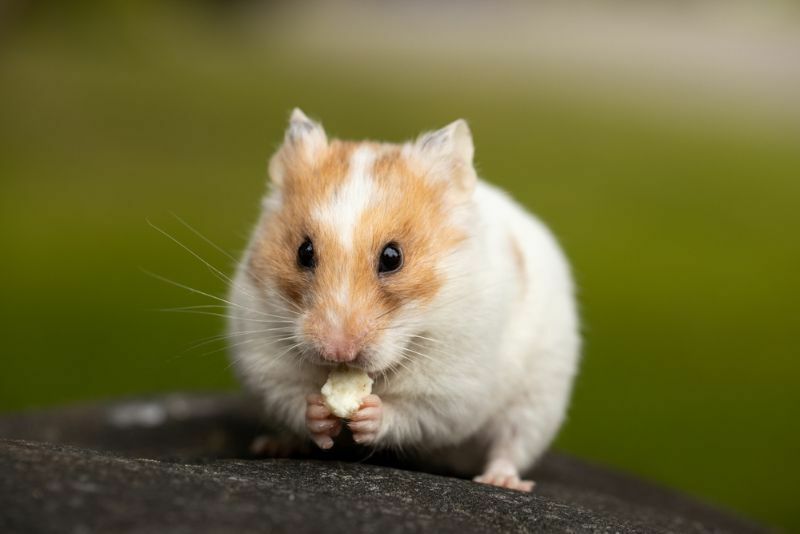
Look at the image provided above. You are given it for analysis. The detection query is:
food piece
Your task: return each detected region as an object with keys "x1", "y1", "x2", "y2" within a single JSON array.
[{"x1": 321, "y1": 365, "x2": 373, "y2": 419}]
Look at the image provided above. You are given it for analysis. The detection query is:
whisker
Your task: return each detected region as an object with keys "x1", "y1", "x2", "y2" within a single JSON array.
[
  {"x1": 267, "y1": 289, "x2": 304, "y2": 315},
  {"x1": 407, "y1": 333, "x2": 445, "y2": 346},
  {"x1": 393, "y1": 352, "x2": 415, "y2": 374},
  {"x1": 161, "y1": 304, "x2": 227, "y2": 310},
  {"x1": 229, "y1": 340, "x2": 305, "y2": 372},
  {"x1": 185, "y1": 326, "x2": 297, "y2": 351},
  {"x1": 167, "y1": 214, "x2": 306, "y2": 316},
  {"x1": 200, "y1": 336, "x2": 264, "y2": 357},
  {"x1": 375, "y1": 303, "x2": 404, "y2": 321},
  {"x1": 161, "y1": 308, "x2": 297, "y2": 324},
  {"x1": 389, "y1": 332, "x2": 448, "y2": 348},
  {"x1": 148, "y1": 220, "x2": 279, "y2": 313},
  {"x1": 169, "y1": 212, "x2": 238, "y2": 263},
  {"x1": 406, "y1": 339, "x2": 457, "y2": 361},
  {"x1": 400, "y1": 345, "x2": 436, "y2": 363},
  {"x1": 160, "y1": 304, "x2": 298, "y2": 323},
  {"x1": 142, "y1": 269, "x2": 293, "y2": 321}
]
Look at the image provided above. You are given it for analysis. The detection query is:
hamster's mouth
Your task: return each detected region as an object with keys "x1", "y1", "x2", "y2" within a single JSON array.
[{"x1": 306, "y1": 349, "x2": 377, "y2": 379}]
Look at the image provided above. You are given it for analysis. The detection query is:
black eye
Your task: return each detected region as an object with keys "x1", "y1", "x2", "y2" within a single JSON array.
[
  {"x1": 378, "y1": 243, "x2": 402, "y2": 274},
  {"x1": 298, "y1": 239, "x2": 315, "y2": 269}
]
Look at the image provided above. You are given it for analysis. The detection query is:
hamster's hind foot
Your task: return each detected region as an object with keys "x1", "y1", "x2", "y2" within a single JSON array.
[{"x1": 473, "y1": 458, "x2": 536, "y2": 492}]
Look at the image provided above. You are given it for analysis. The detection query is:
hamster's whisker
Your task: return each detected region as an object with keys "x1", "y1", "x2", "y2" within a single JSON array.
[
  {"x1": 185, "y1": 326, "x2": 296, "y2": 351},
  {"x1": 399, "y1": 345, "x2": 435, "y2": 363},
  {"x1": 161, "y1": 304, "x2": 227, "y2": 310},
  {"x1": 422, "y1": 282, "x2": 504, "y2": 312},
  {"x1": 201, "y1": 336, "x2": 263, "y2": 358},
  {"x1": 173, "y1": 337, "x2": 253, "y2": 363},
  {"x1": 182, "y1": 335, "x2": 239, "y2": 354},
  {"x1": 211, "y1": 333, "x2": 295, "y2": 361},
  {"x1": 161, "y1": 308, "x2": 297, "y2": 324},
  {"x1": 173, "y1": 212, "x2": 303, "y2": 315},
  {"x1": 162, "y1": 304, "x2": 296, "y2": 322},
  {"x1": 407, "y1": 333, "x2": 444, "y2": 345},
  {"x1": 406, "y1": 339, "x2": 457, "y2": 361},
  {"x1": 393, "y1": 352, "x2": 415, "y2": 374},
  {"x1": 142, "y1": 269, "x2": 291, "y2": 321},
  {"x1": 382, "y1": 361, "x2": 398, "y2": 379},
  {"x1": 407, "y1": 336, "x2": 452, "y2": 356},
  {"x1": 168, "y1": 215, "x2": 304, "y2": 316},
  {"x1": 392, "y1": 350, "x2": 414, "y2": 371},
  {"x1": 261, "y1": 333, "x2": 302, "y2": 348},
  {"x1": 267, "y1": 288, "x2": 304, "y2": 315},
  {"x1": 148, "y1": 220, "x2": 286, "y2": 315},
  {"x1": 169, "y1": 212, "x2": 239, "y2": 263},
  {"x1": 381, "y1": 331, "x2": 448, "y2": 357},
  {"x1": 391, "y1": 332, "x2": 447, "y2": 348},
  {"x1": 236, "y1": 340, "x2": 304, "y2": 372},
  {"x1": 375, "y1": 302, "x2": 405, "y2": 321},
  {"x1": 148, "y1": 220, "x2": 239, "y2": 285},
  {"x1": 372, "y1": 280, "x2": 505, "y2": 328}
]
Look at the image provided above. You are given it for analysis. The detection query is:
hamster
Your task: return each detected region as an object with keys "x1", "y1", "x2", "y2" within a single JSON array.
[{"x1": 228, "y1": 109, "x2": 580, "y2": 491}]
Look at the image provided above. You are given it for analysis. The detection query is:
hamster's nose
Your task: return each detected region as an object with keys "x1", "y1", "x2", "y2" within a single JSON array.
[{"x1": 320, "y1": 332, "x2": 359, "y2": 363}]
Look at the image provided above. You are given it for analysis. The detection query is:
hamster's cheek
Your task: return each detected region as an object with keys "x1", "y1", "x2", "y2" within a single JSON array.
[
  {"x1": 358, "y1": 337, "x2": 394, "y2": 374},
  {"x1": 363, "y1": 325, "x2": 412, "y2": 374}
]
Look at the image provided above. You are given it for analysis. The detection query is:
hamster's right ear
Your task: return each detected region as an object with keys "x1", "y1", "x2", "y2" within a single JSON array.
[{"x1": 268, "y1": 108, "x2": 328, "y2": 187}]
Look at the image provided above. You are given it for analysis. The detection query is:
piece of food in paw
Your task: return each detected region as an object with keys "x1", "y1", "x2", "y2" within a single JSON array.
[{"x1": 321, "y1": 365, "x2": 373, "y2": 419}]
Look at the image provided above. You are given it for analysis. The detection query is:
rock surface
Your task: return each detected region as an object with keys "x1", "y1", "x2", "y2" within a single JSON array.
[{"x1": 0, "y1": 393, "x2": 762, "y2": 533}]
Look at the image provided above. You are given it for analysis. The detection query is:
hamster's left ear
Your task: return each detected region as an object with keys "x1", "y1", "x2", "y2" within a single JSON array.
[
  {"x1": 414, "y1": 119, "x2": 476, "y2": 196},
  {"x1": 285, "y1": 108, "x2": 327, "y2": 148},
  {"x1": 269, "y1": 108, "x2": 328, "y2": 187}
]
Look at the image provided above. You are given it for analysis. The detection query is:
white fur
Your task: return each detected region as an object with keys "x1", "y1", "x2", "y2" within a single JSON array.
[
  {"x1": 229, "y1": 119, "x2": 580, "y2": 478},
  {"x1": 312, "y1": 145, "x2": 377, "y2": 252}
]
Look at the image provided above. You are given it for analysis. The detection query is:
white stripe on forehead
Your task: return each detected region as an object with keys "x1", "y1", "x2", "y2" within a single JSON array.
[{"x1": 313, "y1": 145, "x2": 377, "y2": 251}]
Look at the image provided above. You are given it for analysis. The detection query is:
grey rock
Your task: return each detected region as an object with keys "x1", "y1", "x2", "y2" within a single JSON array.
[{"x1": 0, "y1": 393, "x2": 763, "y2": 533}]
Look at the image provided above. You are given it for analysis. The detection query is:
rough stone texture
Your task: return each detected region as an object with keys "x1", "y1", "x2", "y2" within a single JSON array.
[{"x1": 0, "y1": 393, "x2": 763, "y2": 534}]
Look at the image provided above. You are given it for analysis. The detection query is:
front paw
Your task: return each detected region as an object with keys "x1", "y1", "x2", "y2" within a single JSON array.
[
  {"x1": 347, "y1": 394, "x2": 383, "y2": 445},
  {"x1": 306, "y1": 394, "x2": 342, "y2": 450}
]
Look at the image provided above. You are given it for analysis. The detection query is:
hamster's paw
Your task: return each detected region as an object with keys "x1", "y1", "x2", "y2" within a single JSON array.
[
  {"x1": 347, "y1": 394, "x2": 383, "y2": 445},
  {"x1": 306, "y1": 393, "x2": 342, "y2": 449},
  {"x1": 474, "y1": 458, "x2": 536, "y2": 492}
]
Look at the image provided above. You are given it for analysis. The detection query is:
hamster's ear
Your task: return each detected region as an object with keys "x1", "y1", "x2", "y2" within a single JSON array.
[
  {"x1": 269, "y1": 108, "x2": 328, "y2": 187},
  {"x1": 414, "y1": 119, "x2": 476, "y2": 196},
  {"x1": 285, "y1": 108, "x2": 327, "y2": 148}
]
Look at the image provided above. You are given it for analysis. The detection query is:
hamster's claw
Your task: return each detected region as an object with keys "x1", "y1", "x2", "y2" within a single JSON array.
[
  {"x1": 347, "y1": 394, "x2": 383, "y2": 445},
  {"x1": 306, "y1": 393, "x2": 342, "y2": 449}
]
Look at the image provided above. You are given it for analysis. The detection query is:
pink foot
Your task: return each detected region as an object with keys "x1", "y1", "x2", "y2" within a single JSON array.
[
  {"x1": 306, "y1": 394, "x2": 342, "y2": 450},
  {"x1": 347, "y1": 394, "x2": 383, "y2": 445},
  {"x1": 474, "y1": 458, "x2": 536, "y2": 492}
]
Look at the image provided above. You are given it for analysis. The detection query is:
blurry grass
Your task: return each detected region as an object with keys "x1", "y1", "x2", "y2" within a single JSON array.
[{"x1": 1, "y1": 4, "x2": 799, "y2": 531}]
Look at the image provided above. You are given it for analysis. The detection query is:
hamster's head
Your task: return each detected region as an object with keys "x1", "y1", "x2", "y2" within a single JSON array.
[{"x1": 246, "y1": 109, "x2": 477, "y2": 375}]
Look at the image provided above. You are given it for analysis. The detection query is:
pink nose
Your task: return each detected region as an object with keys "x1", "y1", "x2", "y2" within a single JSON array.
[{"x1": 320, "y1": 333, "x2": 359, "y2": 362}]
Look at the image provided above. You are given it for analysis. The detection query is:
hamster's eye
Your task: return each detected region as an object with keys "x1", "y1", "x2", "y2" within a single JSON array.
[
  {"x1": 297, "y1": 239, "x2": 315, "y2": 270},
  {"x1": 378, "y1": 243, "x2": 403, "y2": 274}
]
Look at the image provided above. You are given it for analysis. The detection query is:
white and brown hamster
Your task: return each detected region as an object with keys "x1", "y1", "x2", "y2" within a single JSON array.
[{"x1": 228, "y1": 109, "x2": 580, "y2": 491}]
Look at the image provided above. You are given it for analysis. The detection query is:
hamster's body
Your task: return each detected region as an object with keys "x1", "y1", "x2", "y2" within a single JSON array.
[{"x1": 229, "y1": 110, "x2": 580, "y2": 489}]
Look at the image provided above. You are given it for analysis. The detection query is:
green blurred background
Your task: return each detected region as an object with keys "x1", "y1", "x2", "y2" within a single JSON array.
[{"x1": 1, "y1": 1, "x2": 798, "y2": 531}]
